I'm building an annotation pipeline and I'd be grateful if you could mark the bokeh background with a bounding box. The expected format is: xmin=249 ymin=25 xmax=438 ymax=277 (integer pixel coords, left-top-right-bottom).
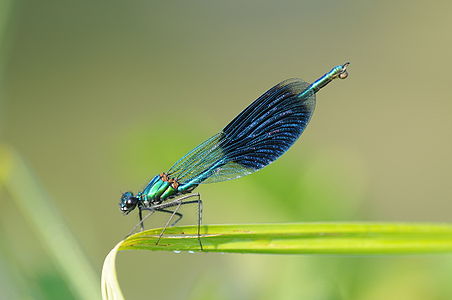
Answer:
xmin=1 ymin=0 xmax=452 ymax=299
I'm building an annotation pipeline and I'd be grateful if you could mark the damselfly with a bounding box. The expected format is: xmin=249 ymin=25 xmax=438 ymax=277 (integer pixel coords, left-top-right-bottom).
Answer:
xmin=120 ymin=63 xmax=350 ymax=248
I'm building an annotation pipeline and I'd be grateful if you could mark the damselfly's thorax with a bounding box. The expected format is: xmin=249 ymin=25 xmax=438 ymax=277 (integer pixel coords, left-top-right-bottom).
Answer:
xmin=160 ymin=173 xmax=180 ymax=189
xmin=141 ymin=173 xmax=183 ymax=201
xmin=119 ymin=173 xmax=190 ymax=214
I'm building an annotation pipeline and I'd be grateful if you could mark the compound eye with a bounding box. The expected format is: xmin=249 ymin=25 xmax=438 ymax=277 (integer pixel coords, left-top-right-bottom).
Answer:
xmin=126 ymin=198 xmax=135 ymax=207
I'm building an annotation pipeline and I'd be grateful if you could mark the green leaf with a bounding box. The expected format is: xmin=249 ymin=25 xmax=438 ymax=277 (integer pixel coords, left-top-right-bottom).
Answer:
xmin=119 ymin=223 xmax=452 ymax=254
xmin=101 ymin=243 xmax=125 ymax=300
xmin=102 ymin=222 xmax=452 ymax=299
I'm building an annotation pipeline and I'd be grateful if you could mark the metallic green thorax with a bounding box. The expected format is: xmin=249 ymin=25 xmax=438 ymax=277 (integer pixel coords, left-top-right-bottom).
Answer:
xmin=139 ymin=174 xmax=198 ymax=204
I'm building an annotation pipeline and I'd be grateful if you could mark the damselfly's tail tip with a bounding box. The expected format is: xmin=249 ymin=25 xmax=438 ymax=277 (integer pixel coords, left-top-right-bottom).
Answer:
xmin=339 ymin=62 xmax=350 ymax=79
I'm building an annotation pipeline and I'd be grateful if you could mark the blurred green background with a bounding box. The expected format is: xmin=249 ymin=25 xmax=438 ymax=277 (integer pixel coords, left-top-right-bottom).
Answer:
xmin=1 ymin=0 xmax=452 ymax=299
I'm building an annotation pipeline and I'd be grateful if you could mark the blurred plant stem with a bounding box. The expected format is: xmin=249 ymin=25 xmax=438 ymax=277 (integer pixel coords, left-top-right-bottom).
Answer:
xmin=0 ymin=145 xmax=101 ymax=300
xmin=0 ymin=0 xmax=14 ymax=135
xmin=0 ymin=0 xmax=13 ymax=69
xmin=101 ymin=243 xmax=124 ymax=300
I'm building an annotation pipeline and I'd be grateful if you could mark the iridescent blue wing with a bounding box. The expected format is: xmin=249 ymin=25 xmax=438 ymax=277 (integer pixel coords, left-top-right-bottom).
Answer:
xmin=167 ymin=78 xmax=315 ymax=184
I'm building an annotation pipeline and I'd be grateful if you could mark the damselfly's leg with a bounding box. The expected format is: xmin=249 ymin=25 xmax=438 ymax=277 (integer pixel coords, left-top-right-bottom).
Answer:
xmin=155 ymin=202 xmax=182 ymax=245
xmin=152 ymin=193 xmax=204 ymax=250
xmin=173 ymin=198 xmax=203 ymax=250
xmin=125 ymin=209 xmax=156 ymax=238
xmin=127 ymin=208 xmax=182 ymax=239
xmin=139 ymin=208 xmax=144 ymax=231
xmin=157 ymin=209 xmax=184 ymax=227
xmin=127 ymin=194 xmax=200 ymax=238
xmin=138 ymin=194 xmax=198 ymax=230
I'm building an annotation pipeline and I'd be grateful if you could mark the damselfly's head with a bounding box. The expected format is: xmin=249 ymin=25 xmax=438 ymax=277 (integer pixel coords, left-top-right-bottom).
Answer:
xmin=120 ymin=192 xmax=139 ymax=214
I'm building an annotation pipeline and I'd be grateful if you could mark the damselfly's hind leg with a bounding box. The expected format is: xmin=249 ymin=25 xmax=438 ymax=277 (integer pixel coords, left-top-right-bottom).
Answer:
xmin=155 ymin=202 xmax=183 ymax=246
xmin=156 ymin=209 xmax=184 ymax=227
xmin=151 ymin=193 xmax=204 ymax=250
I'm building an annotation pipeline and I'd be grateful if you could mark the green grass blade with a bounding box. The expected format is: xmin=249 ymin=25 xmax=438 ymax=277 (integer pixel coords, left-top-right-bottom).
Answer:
xmin=0 ymin=0 xmax=14 ymax=134
xmin=119 ymin=223 xmax=452 ymax=254
xmin=101 ymin=242 xmax=125 ymax=300
xmin=103 ymin=222 xmax=452 ymax=298
xmin=0 ymin=145 xmax=101 ymax=300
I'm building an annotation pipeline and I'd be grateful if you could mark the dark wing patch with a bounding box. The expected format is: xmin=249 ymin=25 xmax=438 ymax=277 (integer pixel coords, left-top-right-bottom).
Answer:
xmin=168 ymin=78 xmax=315 ymax=184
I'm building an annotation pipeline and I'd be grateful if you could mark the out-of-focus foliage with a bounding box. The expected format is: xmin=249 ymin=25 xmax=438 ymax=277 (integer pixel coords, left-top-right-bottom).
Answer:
xmin=2 ymin=1 xmax=452 ymax=299
xmin=0 ymin=146 xmax=100 ymax=300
